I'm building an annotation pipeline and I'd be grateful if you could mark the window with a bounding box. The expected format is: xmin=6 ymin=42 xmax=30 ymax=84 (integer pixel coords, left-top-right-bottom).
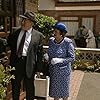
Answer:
xmin=6 ymin=17 xmax=11 ymax=32
xmin=60 ymin=16 xmax=94 ymax=36
xmin=0 ymin=0 xmax=1 ymax=10
xmin=82 ymin=18 xmax=94 ymax=31
xmin=16 ymin=0 xmax=24 ymax=15
xmin=60 ymin=17 xmax=79 ymax=36
xmin=5 ymin=0 xmax=11 ymax=11
xmin=0 ymin=17 xmax=4 ymax=32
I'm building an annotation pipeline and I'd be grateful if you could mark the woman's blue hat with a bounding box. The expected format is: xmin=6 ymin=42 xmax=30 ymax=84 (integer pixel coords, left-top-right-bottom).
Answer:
xmin=54 ymin=22 xmax=67 ymax=33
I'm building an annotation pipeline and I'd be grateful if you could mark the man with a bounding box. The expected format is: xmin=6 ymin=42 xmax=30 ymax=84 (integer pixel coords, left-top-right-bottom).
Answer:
xmin=74 ymin=26 xmax=87 ymax=48
xmin=7 ymin=12 xmax=44 ymax=100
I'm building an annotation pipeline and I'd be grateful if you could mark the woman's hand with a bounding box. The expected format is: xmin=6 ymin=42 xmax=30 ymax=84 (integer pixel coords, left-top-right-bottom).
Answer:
xmin=51 ymin=58 xmax=65 ymax=65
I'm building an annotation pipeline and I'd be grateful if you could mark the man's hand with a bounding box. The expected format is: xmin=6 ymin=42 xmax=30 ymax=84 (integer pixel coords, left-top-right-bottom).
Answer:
xmin=36 ymin=72 xmax=43 ymax=78
xmin=36 ymin=72 xmax=41 ymax=78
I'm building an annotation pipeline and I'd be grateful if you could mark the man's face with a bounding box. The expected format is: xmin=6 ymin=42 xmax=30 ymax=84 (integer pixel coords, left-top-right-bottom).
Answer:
xmin=21 ymin=18 xmax=33 ymax=31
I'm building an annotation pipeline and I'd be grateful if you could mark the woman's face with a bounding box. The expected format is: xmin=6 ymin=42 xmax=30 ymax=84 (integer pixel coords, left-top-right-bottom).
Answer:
xmin=53 ymin=29 xmax=62 ymax=39
xmin=82 ymin=28 xmax=88 ymax=35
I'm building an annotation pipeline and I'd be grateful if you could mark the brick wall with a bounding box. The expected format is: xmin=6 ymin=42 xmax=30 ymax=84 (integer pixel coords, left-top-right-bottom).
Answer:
xmin=16 ymin=0 xmax=38 ymax=26
xmin=25 ymin=0 xmax=38 ymax=13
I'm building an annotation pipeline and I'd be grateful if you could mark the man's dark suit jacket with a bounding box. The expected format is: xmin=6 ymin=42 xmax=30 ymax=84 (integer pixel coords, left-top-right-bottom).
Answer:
xmin=7 ymin=28 xmax=44 ymax=78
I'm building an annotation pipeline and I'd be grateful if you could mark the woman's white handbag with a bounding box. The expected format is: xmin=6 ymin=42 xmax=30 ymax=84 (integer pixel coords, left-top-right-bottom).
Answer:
xmin=34 ymin=75 xmax=50 ymax=100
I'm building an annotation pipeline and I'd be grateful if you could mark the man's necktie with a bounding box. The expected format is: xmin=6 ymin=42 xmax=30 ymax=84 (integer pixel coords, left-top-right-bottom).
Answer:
xmin=17 ymin=31 xmax=26 ymax=57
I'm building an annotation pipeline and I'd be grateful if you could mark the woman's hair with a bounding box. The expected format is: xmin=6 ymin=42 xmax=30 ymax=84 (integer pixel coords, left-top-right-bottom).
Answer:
xmin=59 ymin=30 xmax=66 ymax=37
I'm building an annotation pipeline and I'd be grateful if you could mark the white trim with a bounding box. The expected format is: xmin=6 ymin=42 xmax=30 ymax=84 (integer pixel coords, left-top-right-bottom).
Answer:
xmin=55 ymin=6 xmax=100 ymax=10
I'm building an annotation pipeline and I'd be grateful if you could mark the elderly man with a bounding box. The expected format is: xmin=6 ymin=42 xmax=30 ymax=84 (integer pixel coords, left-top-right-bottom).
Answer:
xmin=7 ymin=12 xmax=44 ymax=100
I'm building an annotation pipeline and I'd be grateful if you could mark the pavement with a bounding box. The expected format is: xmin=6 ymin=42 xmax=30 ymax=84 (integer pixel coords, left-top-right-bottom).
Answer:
xmin=49 ymin=70 xmax=100 ymax=100
xmin=76 ymin=72 xmax=100 ymax=100
xmin=48 ymin=70 xmax=84 ymax=100
xmin=19 ymin=70 xmax=100 ymax=100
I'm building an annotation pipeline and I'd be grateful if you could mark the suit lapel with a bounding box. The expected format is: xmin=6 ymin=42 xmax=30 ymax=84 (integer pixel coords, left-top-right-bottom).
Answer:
xmin=15 ymin=29 xmax=21 ymax=51
xmin=27 ymin=29 xmax=38 ymax=52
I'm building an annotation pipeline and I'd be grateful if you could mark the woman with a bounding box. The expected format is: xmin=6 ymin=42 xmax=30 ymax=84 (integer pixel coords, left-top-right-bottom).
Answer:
xmin=48 ymin=22 xmax=75 ymax=100
xmin=82 ymin=27 xmax=96 ymax=48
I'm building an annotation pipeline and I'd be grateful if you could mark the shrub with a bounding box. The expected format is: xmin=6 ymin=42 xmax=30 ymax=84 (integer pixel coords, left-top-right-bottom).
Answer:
xmin=34 ymin=13 xmax=57 ymax=37
xmin=72 ymin=49 xmax=100 ymax=72
xmin=0 ymin=64 xmax=15 ymax=99
xmin=34 ymin=13 xmax=57 ymax=45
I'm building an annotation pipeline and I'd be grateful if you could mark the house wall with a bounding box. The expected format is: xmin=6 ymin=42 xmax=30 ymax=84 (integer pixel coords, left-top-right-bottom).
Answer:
xmin=16 ymin=0 xmax=38 ymax=26
xmin=39 ymin=10 xmax=100 ymax=34
xmin=25 ymin=0 xmax=38 ymax=13
xmin=38 ymin=0 xmax=100 ymax=35
xmin=38 ymin=0 xmax=55 ymax=10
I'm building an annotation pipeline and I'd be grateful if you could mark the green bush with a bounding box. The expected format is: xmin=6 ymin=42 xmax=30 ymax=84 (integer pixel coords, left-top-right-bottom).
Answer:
xmin=34 ymin=13 xmax=57 ymax=37
xmin=0 ymin=64 xmax=15 ymax=99
xmin=34 ymin=13 xmax=57 ymax=45
xmin=72 ymin=50 xmax=100 ymax=72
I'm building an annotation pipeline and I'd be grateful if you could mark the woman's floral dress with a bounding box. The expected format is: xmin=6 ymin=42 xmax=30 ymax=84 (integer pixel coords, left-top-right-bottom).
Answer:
xmin=48 ymin=37 xmax=75 ymax=98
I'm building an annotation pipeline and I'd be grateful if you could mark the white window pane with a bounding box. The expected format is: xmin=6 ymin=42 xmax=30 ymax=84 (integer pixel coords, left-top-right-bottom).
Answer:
xmin=82 ymin=18 xmax=93 ymax=31
xmin=63 ymin=22 xmax=78 ymax=36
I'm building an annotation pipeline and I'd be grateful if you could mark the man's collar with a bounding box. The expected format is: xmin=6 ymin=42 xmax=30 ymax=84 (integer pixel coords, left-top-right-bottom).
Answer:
xmin=27 ymin=27 xmax=33 ymax=34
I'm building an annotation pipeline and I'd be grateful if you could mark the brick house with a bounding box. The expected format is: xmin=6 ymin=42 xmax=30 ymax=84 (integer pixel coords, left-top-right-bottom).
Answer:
xmin=38 ymin=0 xmax=100 ymax=40
xmin=0 ymin=0 xmax=38 ymax=38
xmin=0 ymin=0 xmax=38 ymax=99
